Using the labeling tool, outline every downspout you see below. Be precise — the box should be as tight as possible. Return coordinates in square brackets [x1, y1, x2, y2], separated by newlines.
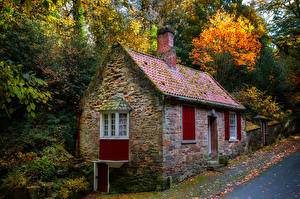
[76, 109, 82, 156]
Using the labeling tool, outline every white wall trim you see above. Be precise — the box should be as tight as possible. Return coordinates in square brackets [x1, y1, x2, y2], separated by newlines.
[116, 113, 119, 136]
[100, 111, 130, 139]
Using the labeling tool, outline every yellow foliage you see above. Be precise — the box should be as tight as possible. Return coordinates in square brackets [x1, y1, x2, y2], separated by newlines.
[86, 0, 150, 53]
[59, 177, 89, 199]
[245, 124, 260, 132]
[235, 86, 285, 120]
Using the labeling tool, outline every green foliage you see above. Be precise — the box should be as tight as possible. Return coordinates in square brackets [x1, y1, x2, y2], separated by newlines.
[0, 6, 52, 72]
[256, 0, 299, 57]
[150, 25, 158, 53]
[255, 0, 299, 121]
[35, 38, 98, 109]
[219, 156, 229, 166]
[1, 169, 28, 189]
[22, 155, 56, 181]
[0, 140, 92, 198]
[0, 61, 51, 117]
[250, 41, 291, 106]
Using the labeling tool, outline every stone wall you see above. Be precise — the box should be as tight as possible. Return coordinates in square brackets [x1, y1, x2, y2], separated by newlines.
[79, 44, 165, 190]
[247, 123, 283, 151]
[162, 100, 246, 182]
[219, 115, 247, 158]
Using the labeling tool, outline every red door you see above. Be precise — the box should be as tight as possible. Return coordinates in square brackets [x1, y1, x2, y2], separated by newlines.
[98, 163, 108, 192]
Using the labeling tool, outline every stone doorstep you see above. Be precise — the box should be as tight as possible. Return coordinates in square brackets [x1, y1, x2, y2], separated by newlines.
[206, 160, 224, 171]
[207, 160, 219, 165]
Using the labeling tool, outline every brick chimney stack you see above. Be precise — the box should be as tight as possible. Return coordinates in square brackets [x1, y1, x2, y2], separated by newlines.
[157, 27, 177, 69]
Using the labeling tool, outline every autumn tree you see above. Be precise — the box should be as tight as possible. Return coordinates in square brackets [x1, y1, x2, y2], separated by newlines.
[189, 10, 262, 91]
[174, 0, 251, 67]
[255, 0, 299, 57]
[83, 0, 150, 53]
[191, 10, 262, 75]
[233, 86, 285, 120]
[255, 0, 300, 121]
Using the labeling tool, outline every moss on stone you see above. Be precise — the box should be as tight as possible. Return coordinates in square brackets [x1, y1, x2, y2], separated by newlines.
[98, 98, 131, 111]
[109, 165, 167, 193]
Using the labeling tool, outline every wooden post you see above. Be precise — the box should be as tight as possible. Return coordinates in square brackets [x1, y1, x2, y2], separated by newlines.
[93, 162, 98, 191]
[261, 121, 267, 146]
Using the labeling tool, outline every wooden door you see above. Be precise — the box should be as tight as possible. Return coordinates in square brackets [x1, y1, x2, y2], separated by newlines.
[98, 163, 108, 192]
[209, 117, 218, 159]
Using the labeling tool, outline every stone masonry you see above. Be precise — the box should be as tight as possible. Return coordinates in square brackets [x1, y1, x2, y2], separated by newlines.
[162, 100, 246, 182]
[79, 44, 164, 175]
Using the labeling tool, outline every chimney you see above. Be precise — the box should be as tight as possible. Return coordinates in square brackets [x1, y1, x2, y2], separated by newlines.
[157, 27, 177, 69]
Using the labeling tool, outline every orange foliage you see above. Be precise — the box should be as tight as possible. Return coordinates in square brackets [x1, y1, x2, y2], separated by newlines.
[191, 10, 262, 73]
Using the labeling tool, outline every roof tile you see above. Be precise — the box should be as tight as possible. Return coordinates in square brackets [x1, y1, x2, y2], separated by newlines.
[124, 47, 242, 109]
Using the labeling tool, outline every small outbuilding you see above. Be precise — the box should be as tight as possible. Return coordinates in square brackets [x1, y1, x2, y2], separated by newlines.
[78, 27, 247, 193]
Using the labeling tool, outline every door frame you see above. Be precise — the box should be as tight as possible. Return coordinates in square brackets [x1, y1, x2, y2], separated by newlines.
[208, 116, 218, 158]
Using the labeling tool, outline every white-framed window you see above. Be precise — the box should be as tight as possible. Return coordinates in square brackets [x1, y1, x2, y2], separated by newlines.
[229, 112, 237, 139]
[100, 112, 129, 139]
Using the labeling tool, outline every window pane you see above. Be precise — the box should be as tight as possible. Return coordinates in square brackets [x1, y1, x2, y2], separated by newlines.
[104, 114, 108, 136]
[229, 113, 236, 138]
[119, 113, 127, 136]
[111, 113, 115, 136]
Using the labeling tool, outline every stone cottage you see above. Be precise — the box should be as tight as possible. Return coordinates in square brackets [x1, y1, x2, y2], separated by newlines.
[79, 27, 247, 193]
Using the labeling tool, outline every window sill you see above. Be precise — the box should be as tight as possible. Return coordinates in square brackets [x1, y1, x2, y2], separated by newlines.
[181, 140, 196, 144]
[100, 137, 129, 140]
[228, 138, 239, 142]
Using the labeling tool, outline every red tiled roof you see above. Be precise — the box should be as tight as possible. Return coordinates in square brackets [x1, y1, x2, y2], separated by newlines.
[124, 47, 244, 109]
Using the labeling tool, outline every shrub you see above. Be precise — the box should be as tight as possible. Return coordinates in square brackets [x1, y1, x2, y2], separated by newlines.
[22, 156, 56, 181]
[58, 177, 89, 199]
[1, 170, 28, 189]
[219, 156, 229, 166]
[42, 145, 73, 165]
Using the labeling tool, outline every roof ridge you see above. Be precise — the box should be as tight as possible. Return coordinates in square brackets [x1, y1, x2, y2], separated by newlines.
[121, 44, 161, 61]
[122, 45, 205, 75]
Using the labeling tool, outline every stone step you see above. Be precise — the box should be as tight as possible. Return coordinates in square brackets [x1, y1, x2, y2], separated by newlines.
[207, 160, 219, 165]
[206, 160, 224, 171]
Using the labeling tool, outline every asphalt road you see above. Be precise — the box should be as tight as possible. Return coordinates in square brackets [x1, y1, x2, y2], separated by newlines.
[221, 150, 300, 199]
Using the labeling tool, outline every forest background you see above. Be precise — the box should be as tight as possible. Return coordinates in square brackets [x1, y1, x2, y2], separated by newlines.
[0, 0, 299, 198]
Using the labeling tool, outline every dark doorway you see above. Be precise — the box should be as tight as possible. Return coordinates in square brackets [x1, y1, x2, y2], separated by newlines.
[209, 116, 218, 159]
[98, 163, 108, 192]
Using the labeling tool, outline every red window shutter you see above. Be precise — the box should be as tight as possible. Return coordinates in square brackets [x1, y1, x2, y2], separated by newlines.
[225, 112, 229, 140]
[182, 106, 195, 140]
[237, 113, 242, 140]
